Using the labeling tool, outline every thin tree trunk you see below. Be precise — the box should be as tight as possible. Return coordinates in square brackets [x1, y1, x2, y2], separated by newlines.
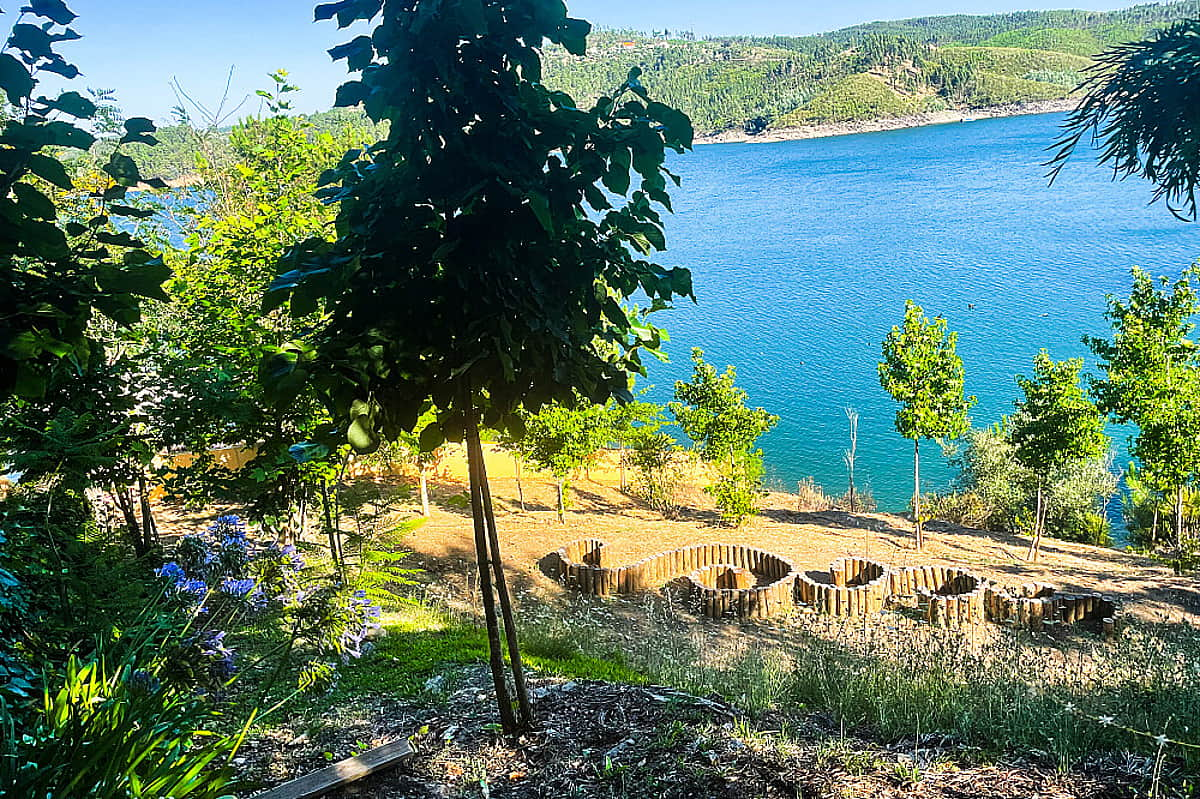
[419, 466, 430, 517]
[619, 444, 626, 493]
[848, 468, 856, 513]
[464, 414, 519, 736]
[913, 439, 923, 550]
[514, 456, 525, 512]
[112, 484, 144, 557]
[468, 423, 533, 731]
[556, 478, 566, 524]
[137, 474, 157, 554]
[1175, 486, 1185, 575]
[1027, 482, 1044, 562]
[320, 478, 343, 568]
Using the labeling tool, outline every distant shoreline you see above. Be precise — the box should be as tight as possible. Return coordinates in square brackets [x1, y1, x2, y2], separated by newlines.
[694, 99, 1077, 146]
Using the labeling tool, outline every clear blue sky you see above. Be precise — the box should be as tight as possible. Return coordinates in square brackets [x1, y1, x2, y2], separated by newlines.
[42, 0, 1139, 123]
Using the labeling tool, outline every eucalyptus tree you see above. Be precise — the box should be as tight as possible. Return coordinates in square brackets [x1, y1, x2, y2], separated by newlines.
[670, 348, 778, 525]
[1086, 267, 1200, 570]
[1050, 19, 1200, 221]
[264, 0, 693, 734]
[1009, 351, 1108, 562]
[878, 301, 975, 550]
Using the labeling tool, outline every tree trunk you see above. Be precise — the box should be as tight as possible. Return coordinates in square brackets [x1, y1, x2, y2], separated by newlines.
[320, 478, 343, 568]
[464, 414, 520, 736]
[913, 439, 923, 550]
[419, 466, 430, 517]
[514, 456, 525, 512]
[112, 484, 145, 558]
[556, 478, 566, 524]
[468, 423, 533, 731]
[848, 467, 856, 513]
[1175, 486, 1185, 575]
[1026, 481, 1044, 562]
[137, 474, 157, 554]
[618, 445, 626, 493]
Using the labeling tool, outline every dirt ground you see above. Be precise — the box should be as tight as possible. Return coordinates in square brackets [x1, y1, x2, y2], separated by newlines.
[374, 444, 1200, 626]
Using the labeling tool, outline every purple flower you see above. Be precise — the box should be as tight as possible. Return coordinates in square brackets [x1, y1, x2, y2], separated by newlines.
[219, 577, 256, 598]
[155, 562, 186, 585]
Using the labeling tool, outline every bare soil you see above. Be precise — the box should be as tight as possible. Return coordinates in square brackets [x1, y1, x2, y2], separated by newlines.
[384, 445, 1199, 626]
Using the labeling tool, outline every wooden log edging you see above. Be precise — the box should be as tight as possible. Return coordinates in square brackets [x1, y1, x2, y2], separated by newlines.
[556, 539, 799, 619]
[554, 540, 1123, 630]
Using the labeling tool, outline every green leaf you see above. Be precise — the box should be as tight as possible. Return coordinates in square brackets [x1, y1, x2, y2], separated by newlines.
[419, 423, 445, 451]
[528, 192, 554, 234]
[103, 152, 142, 187]
[13, 183, 54, 220]
[328, 35, 374, 71]
[40, 90, 95, 118]
[119, 117, 158, 146]
[27, 0, 78, 25]
[347, 414, 379, 453]
[27, 153, 72, 190]
[557, 17, 590, 56]
[96, 259, 171, 302]
[0, 54, 34, 103]
[334, 80, 368, 107]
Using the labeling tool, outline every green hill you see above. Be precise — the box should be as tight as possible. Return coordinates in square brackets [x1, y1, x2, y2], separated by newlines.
[540, 1, 1200, 136]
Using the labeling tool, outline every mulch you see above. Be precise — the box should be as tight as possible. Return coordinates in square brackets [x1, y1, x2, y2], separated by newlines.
[241, 667, 1153, 799]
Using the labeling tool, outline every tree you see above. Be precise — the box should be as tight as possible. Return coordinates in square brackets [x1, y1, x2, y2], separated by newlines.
[0, 4, 168, 400]
[1050, 19, 1200, 221]
[843, 407, 859, 511]
[264, 0, 694, 736]
[878, 301, 975, 549]
[1086, 267, 1200, 571]
[670, 348, 778, 525]
[519, 400, 612, 523]
[1009, 351, 1108, 562]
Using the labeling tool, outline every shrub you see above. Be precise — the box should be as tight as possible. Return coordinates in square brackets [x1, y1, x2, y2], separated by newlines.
[628, 431, 684, 514]
[796, 477, 835, 511]
[0, 639, 244, 799]
[936, 423, 1117, 544]
[705, 453, 766, 526]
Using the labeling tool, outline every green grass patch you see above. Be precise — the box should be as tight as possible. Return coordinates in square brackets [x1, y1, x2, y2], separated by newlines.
[331, 603, 646, 700]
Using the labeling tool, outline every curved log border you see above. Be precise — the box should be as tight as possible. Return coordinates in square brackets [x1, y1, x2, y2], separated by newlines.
[554, 539, 1121, 631]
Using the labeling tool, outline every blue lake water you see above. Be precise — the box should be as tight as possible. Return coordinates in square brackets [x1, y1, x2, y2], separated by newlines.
[641, 112, 1200, 511]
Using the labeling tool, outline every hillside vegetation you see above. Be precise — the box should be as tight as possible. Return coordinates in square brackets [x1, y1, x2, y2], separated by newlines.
[539, 0, 1200, 135]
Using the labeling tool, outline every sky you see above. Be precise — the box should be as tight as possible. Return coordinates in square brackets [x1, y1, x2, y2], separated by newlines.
[34, 0, 1146, 124]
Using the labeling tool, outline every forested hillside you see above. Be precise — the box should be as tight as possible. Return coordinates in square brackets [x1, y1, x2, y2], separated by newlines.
[101, 0, 1200, 177]
[540, 0, 1200, 134]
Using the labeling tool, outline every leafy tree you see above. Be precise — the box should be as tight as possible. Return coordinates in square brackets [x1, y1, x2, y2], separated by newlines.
[1086, 267, 1200, 570]
[1050, 19, 1200, 221]
[878, 301, 975, 549]
[605, 395, 666, 492]
[518, 400, 612, 523]
[0, 3, 168, 399]
[1009, 351, 1108, 561]
[264, 0, 693, 735]
[134, 75, 373, 530]
[670, 348, 777, 525]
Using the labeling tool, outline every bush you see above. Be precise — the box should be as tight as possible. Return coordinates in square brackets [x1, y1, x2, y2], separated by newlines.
[935, 423, 1117, 544]
[796, 477, 835, 511]
[628, 432, 684, 514]
[705, 453, 766, 526]
[0, 637, 244, 799]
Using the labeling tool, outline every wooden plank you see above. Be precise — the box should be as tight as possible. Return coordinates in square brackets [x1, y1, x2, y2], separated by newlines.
[253, 739, 414, 799]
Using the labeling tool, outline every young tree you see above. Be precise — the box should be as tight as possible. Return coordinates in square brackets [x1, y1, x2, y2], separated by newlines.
[843, 407, 859, 511]
[605, 396, 666, 492]
[878, 301, 975, 549]
[1086, 267, 1200, 571]
[670, 348, 778, 525]
[520, 400, 612, 523]
[264, 0, 694, 735]
[1009, 351, 1108, 562]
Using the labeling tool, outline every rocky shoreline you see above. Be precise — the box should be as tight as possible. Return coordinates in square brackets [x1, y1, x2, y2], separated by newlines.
[695, 99, 1077, 145]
